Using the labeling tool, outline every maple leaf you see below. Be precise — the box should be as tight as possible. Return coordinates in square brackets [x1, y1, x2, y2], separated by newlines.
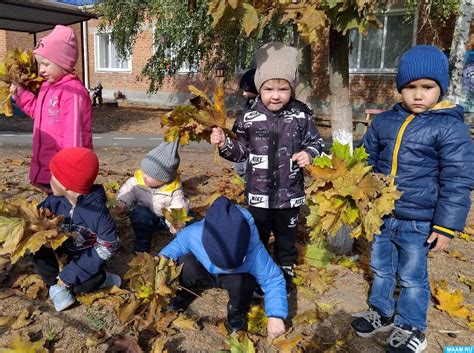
[172, 313, 199, 331]
[302, 241, 335, 268]
[292, 310, 319, 326]
[225, 333, 256, 353]
[161, 85, 235, 146]
[0, 199, 68, 263]
[305, 141, 401, 241]
[431, 281, 471, 319]
[12, 274, 47, 300]
[457, 275, 473, 293]
[0, 333, 47, 353]
[162, 208, 192, 230]
[247, 305, 267, 334]
[272, 331, 303, 353]
[0, 49, 43, 117]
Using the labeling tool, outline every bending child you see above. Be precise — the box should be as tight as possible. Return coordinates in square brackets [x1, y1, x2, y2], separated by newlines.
[160, 196, 287, 338]
[35, 147, 120, 312]
[211, 42, 324, 285]
[115, 140, 190, 252]
[10, 25, 93, 192]
[351, 45, 474, 353]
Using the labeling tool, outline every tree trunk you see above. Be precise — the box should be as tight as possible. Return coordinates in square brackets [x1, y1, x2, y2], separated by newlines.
[326, 28, 354, 254]
[294, 30, 313, 104]
[328, 28, 353, 148]
[447, 0, 473, 103]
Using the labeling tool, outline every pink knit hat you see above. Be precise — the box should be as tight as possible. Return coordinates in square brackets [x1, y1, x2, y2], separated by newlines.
[34, 25, 78, 72]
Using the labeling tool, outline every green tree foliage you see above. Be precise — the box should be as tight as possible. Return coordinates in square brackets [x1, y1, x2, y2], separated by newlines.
[96, 0, 293, 92]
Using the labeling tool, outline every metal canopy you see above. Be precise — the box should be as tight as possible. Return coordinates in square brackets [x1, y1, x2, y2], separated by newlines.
[0, 0, 96, 34]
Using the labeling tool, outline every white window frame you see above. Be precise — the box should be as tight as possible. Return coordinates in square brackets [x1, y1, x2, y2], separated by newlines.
[349, 10, 417, 74]
[94, 32, 132, 72]
[152, 27, 198, 74]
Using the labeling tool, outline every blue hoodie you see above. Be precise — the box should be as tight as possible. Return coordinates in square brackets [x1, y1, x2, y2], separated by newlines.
[159, 205, 288, 319]
[39, 185, 118, 285]
[363, 101, 474, 237]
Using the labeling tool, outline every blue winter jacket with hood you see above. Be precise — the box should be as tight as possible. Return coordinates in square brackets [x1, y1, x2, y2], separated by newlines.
[159, 205, 288, 319]
[39, 185, 118, 285]
[363, 101, 474, 237]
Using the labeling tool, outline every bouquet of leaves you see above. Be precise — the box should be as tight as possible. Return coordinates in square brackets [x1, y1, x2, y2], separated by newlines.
[205, 167, 245, 206]
[305, 142, 402, 241]
[161, 85, 236, 145]
[78, 253, 183, 330]
[0, 199, 67, 263]
[162, 207, 193, 231]
[0, 49, 44, 117]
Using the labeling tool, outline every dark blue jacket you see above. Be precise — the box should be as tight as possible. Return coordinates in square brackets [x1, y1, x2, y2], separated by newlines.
[159, 205, 288, 319]
[363, 101, 474, 237]
[39, 185, 118, 285]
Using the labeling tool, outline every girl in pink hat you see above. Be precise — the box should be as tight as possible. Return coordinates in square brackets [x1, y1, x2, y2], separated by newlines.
[10, 25, 93, 192]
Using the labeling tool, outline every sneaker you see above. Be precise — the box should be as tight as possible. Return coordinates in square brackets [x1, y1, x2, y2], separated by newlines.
[280, 265, 295, 290]
[49, 284, 76, 312]
[99, 272, 122, 289]
[225, 304, 248, 332]
[166, 290, 195, 312]
[351, 307, 394, 337]
[386, 325, 427, 353]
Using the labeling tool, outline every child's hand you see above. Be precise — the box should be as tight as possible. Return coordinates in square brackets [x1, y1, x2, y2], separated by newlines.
[9, 83, 18, 98]
[210, 127, 226, 148]
[427, 231, 452, 251]
[292, 151, 311, 168]
[267, 317, 285, 339]
[168, 224, 178, 234]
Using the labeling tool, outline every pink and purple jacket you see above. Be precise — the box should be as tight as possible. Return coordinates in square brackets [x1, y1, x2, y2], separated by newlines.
[15, 74, 93, 185]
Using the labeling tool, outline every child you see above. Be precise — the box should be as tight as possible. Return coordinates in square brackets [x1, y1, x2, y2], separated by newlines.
[115, 140, 190, 252]
[91, 81, 103, 107]
[233, 68, 259, 177]
[210, 42, 324, 284]
[160, 196, 287, 338]
[34, 147, 120, 312]
[351, 45, 474, 352]
[9, 25, 92, 191]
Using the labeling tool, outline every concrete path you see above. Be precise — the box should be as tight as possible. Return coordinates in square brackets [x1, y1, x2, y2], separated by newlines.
[0, 131, 215, 150]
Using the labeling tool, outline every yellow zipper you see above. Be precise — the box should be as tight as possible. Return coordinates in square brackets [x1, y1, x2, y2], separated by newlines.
[390, 114, 416, 178]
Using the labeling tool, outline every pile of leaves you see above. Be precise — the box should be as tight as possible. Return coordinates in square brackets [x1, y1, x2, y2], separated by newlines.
[0, 49, 43, 117]
[78, 253, 184, 331]
[0, 199, 67, 263]
[161, 85, 235, 146]
[305, 142, 402, 241]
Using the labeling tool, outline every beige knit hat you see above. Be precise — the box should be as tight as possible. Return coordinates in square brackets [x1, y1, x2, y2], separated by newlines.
[254, 42, 298, 92]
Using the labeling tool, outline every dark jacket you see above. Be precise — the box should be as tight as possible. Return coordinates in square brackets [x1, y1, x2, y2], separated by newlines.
[219, 98, 323, 209]
[39, 185, 118, 285]
[159, 205, 288, 319]
[363, 101, 474, 237]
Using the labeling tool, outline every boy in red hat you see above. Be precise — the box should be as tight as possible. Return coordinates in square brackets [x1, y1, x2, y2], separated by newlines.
[34, 147, 120, 312]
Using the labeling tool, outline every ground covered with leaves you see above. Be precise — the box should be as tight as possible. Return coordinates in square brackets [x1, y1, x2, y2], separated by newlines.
[0, 107, 472, 352]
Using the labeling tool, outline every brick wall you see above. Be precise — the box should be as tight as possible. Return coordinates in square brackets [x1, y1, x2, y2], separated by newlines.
[0, 23, 85, 83]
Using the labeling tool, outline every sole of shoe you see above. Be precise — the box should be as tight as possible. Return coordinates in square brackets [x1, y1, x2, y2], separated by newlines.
[354, 323, 394, 338]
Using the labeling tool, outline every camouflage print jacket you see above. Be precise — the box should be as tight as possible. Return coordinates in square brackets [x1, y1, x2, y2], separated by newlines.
[219, 98, 323, 209]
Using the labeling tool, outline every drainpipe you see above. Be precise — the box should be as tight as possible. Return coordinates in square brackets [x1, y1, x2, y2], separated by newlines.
[81, 21, 90, 89]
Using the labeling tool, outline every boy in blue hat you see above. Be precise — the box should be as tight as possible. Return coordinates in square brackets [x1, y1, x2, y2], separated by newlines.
[159, 196, 287, 338]
[351, 45, 474, 352]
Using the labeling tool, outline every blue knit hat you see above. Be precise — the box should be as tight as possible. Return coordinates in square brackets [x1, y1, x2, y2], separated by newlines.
[202, 196, 250, 269]
[397, 45, 449, 94]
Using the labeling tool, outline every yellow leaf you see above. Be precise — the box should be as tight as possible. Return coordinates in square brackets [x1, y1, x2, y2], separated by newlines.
[457, 275, 473, 293]
[11, 307, 34, 330]
[0, 333, 47, 353]
[292, 310, 319, 325]
[242, 3, 259, 36]
[432, 283, 471, 319]
[161, 208, 192, 229]
[172, 313, 199, 331]
[0, 315, 15, 327]
[272, 332, 303, 353]
[151, 337, 166, 353]
[116, 299, 140, 322]
[247, 305, 267, 334]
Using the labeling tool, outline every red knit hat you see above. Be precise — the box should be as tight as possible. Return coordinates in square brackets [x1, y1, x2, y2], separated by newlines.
[49, 147, 99, 194]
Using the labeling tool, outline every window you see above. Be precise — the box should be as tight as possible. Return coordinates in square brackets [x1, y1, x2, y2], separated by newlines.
[349, 11, 416, 73]
[94, 33, 131, 71]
